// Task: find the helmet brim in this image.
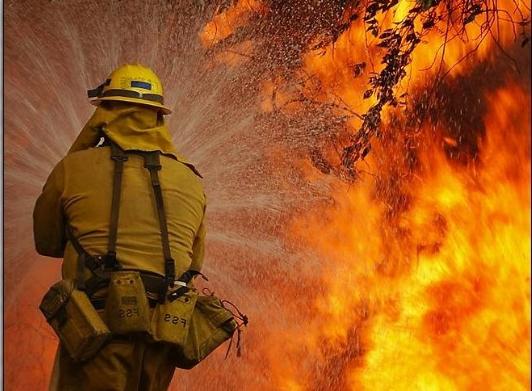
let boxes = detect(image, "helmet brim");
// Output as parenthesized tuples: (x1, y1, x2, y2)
(90, 96, 172, 115)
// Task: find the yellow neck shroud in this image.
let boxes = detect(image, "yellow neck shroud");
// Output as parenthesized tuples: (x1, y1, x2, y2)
(69, 103, 181, 160)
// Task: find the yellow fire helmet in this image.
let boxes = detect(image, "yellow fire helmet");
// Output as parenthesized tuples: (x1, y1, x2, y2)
(88, 64, 172, 114)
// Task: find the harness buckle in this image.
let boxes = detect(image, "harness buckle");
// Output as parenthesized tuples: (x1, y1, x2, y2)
(143, 152, 161, 170)
(105, 251, 121, 270)
(164, 259, 175, 285)
(85, 255, 105, 272)
(111, 154, 128, 162)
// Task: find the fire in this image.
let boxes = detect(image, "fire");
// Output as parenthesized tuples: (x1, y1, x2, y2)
(397, 1, 525, 79)
(200, 0, 266, 47)
(199, 0, 264, 66)
(299, 0, 528, 128)
(285, 84, 530, 390)
(358, 88, 530, 390)
(240, 2, 531, 389)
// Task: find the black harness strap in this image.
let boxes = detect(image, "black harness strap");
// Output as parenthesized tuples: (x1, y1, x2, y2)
(106, 143, 128, 270)
(66, 225, 89, 291)
(65, 143, 127, 293)
(66, 223, 90, 260)
(143, 152, 175, 294)
(66, 225, 106, 293)
(67, 142, 195, 301)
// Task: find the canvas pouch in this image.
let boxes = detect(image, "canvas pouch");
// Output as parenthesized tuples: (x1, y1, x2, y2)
(172, 294, 239, 369)
(103, 271, 151, 334)
(151, 288, 198, 347)
(39, 279, 111, 362)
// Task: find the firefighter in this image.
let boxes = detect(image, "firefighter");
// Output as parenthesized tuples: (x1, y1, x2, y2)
(33, 64, 206, 391)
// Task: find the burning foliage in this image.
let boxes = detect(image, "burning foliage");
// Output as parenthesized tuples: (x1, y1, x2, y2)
(200, 0, 531, 389)
(283, 84, 531, 390)
(203, 0, 530, 178)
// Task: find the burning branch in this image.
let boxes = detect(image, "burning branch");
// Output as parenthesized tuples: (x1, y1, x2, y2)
(202, 0, 529, 181)
(339, 0, 530, 177)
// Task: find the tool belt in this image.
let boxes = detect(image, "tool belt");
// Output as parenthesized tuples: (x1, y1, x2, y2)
(89, 271, 167, 310)
(40, 141, 248, 365)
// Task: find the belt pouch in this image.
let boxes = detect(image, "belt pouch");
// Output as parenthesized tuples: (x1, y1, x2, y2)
(151, 289, 197, 346)
(39, 279, 111, 362)
(172, 294, 238, 369)
(104, 271, 151, 335)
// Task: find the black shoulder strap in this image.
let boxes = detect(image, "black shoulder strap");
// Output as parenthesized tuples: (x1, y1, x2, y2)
(66, 224, 89, 259)
(66, 145, 180, 298)
(143, 152, 175, 293)
(66, 225, 109, 293)
(106, 143, 128, 269)
(66, 142, 127, 291)
(66, 224, 90, 290)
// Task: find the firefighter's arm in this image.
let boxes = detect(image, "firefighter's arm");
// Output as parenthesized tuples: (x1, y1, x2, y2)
(190, 205, 206, 272)
(33, 160, 66, 257)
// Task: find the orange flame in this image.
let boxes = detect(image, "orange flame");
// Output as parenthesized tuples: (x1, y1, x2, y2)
(285, 84, 530, 390)
(247, 3, 531, 388)
(200, 0, 266, 47)
(200, 0, 531, 387)
(297, 1, 528, 129)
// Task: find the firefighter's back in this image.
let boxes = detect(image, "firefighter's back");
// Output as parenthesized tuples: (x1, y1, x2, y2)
(60, 145, 206, 280)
